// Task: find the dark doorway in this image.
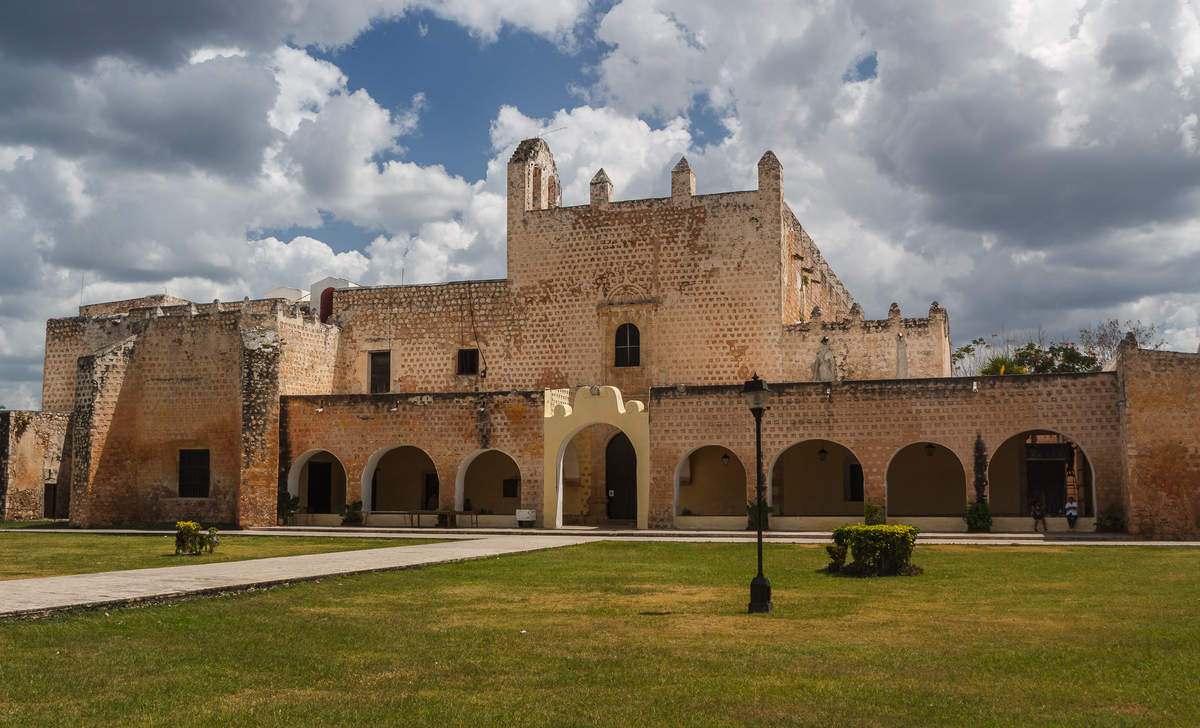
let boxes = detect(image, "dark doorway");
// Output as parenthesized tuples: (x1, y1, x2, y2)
(1027, 460, 1067, 517)
(423, 472, 440, 509)
(308, 461, 332, 514)
(43, 482, 55, 520)
(606, 432, 637, 521)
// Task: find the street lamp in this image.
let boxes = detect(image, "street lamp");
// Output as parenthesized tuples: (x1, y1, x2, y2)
(741, 373, 772, 614)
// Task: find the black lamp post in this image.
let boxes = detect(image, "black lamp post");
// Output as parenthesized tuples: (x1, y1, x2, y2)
(742, 373, 772, 614)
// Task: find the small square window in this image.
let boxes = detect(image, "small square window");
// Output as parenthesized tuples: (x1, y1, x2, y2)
(502, 478, 520, 499)
(179, 449, 210, 498)
(457, 349, 480, 375)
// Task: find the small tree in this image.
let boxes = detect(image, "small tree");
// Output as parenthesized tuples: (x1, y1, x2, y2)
(972, 433, 988, 504)
(1012, 342, 1101, 373)
(1079, 319, 1165, 364)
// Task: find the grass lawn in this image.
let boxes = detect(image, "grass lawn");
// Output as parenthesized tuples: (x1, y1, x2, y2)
(1, 542, 1197, 727)
(0, 532, 446, 580)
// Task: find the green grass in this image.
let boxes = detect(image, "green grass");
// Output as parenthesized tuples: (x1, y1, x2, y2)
(1, 543, 1197, 727)
(0, 533, 446, 580)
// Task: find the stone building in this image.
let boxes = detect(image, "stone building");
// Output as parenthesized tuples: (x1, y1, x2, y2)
(2, 140, 1197, 538)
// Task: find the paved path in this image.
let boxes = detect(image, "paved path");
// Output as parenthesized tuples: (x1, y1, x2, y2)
(0, 534, 597, 620)
(2, 528, 1194, 620)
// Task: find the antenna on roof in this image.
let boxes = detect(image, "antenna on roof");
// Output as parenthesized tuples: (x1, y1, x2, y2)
(538, 127, 567, 138)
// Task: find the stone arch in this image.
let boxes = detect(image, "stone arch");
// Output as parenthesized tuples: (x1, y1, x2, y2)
(319, 287, 335, 323)
(885, 441, 967, 523)
(988, 429, 1096, 529)
(768, 439, 864, 528)
(673, 445, 747, 530)
(286, 449, 347, 526)
(457, 448, 522, 526)
(360, 445, 438, 519)
(543, 386, 650, 529)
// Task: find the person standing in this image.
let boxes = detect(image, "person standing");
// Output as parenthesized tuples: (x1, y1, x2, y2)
(1064, 496, 1079, 530)
(1031, 500, 1047, 532)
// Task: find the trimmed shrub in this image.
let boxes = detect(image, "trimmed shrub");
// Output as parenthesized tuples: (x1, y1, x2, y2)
(829, 524, 919, 576)
(175, 521, 219, 555)
(825, 544, 848, 572)
(964, 502, 993, 531)
(864, 504, 886, 525)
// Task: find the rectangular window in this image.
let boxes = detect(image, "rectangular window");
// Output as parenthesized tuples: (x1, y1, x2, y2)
(369, 351, 390, 394)
(457, 348, 480, 375)
(503, 478, 520, 499)
(179, 449, 210, 498)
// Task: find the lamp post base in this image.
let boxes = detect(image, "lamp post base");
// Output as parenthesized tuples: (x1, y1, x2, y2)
(748, 575, 773, 613)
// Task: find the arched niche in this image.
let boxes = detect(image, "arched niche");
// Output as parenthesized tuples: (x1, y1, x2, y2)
(361, 445, 438, 526)
(286, 449, 347, 526)
(988, 430, 1095, 530)
(458, 448, 522, 526)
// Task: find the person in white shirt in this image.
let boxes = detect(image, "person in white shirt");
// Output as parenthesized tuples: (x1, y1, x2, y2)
(1064, 497, 1079, 530)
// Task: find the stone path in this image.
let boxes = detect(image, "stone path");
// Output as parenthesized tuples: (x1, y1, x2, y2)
(2, 527, 1193, 620)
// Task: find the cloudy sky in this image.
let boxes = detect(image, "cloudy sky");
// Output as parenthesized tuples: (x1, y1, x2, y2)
(2, 0, 1198, 408)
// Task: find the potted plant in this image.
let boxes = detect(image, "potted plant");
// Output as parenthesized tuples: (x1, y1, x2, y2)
(338, 500, 364, 526)
(277, 491, 300, 526)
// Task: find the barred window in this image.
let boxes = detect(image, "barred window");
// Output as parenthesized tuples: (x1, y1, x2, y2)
(458, 348, 480, 375)
(179, 449, 210, 498)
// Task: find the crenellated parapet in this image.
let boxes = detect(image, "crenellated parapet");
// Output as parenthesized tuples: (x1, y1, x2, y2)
(782, 301, 952, 381)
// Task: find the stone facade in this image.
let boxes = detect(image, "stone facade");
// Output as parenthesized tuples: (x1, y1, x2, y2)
(4, 139, 1198, 538)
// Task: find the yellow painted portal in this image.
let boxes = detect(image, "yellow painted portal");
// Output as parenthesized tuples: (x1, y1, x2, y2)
(543, 386, 650, 529)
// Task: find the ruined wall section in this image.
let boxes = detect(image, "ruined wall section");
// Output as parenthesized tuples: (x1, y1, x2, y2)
(648, 373, 1122, 530)
(1116, 345, 1200, 539)
(331, 281, 521, 394)
(239, 326, 283, 527)
(277, 313, 340, 396)
(0, 411, 71, 520)
(78, 294, 189, 317)
(782, 207, 853, 325)
(781, 302, 952, 382)
(70, 335, 138, 527)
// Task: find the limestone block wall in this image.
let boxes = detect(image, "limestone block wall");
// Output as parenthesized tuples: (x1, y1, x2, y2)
(0, 410, 71, 520)
(1116, 346, 1200, 539)
(278, 390, 545, 520)
(648, 373, 1122, 530)
(67, 309, 295, 526)
(277, 316, 340, 396)
(330, 281, 522, 394)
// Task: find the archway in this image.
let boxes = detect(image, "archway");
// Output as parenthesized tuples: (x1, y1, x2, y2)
(988, 430, 1095, 531)
(769, 439, 864, 529)
(543, 386, 650, 529)
(556, 424, 634, 526)
(674, 445, 747, 530)
(361, 446, 438, 526)
(886, 442, 967, 526)
(459, 449, 522, 527)
(287, 449, 347, 526)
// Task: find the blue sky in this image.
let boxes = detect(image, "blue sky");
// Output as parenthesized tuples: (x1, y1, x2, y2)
(0, 0, 1198, 407)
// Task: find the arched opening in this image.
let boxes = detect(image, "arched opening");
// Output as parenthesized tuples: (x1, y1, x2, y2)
(615, 323, 640, 367)
(361, 445, 438, 526)
(674, 446, 747, 530)
(556, 423, 636, 526)
(532, 166, 543, 209)
(886, 442, 967, 522)
(770, 440, 863, 525)
(287, 449, 348, 526)
(459, 449, 522, 526)
(988, 430, 1095, 530)
(319, 287, 335, 323)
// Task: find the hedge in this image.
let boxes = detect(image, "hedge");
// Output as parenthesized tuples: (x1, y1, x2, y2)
(828, 524, 919, 576)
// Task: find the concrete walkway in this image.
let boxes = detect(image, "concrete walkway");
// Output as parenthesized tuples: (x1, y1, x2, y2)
(0, 533, 597, 621)
(2, 527, 1193, 621)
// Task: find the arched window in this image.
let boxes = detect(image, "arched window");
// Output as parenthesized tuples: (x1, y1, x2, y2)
(615, 323, 640, 367)
(532, 166, 543, 210)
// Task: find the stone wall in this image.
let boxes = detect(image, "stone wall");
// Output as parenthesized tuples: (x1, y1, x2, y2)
(0, 410, 71, 520)
(1117, 344, 1200, 539)
(648, 373, 1123, 529)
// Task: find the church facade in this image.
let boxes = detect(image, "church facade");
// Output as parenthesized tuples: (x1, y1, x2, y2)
(2, 140, 1197, 538)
